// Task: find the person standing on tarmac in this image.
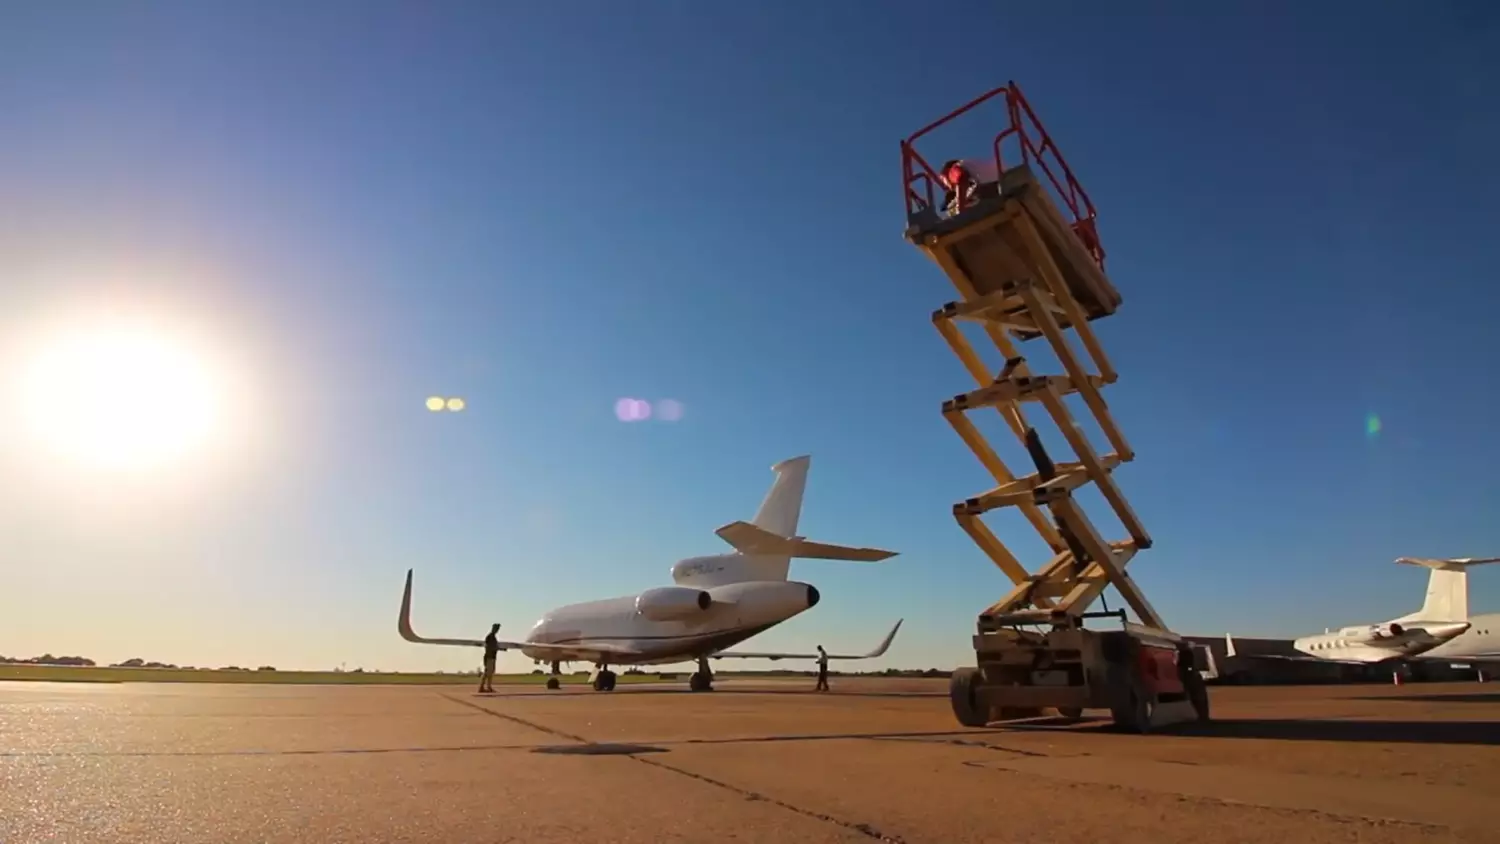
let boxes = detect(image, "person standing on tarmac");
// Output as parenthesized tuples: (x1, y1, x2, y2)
(814, 645, 830, 692)
(479, 623, 501, 694)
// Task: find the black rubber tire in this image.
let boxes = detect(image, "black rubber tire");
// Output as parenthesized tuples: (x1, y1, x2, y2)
(949, 667, 989, 727)
(1110, 671, 1154, 734)
(1185, 670, 1210, 721)
(545, 677, 561, 690)
(688, 672, 712, 692)
(1055, 707, 1084, 720)
(601, 671, 617, 692)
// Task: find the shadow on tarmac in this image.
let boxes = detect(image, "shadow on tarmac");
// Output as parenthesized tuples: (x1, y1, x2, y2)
(1350, 692, 1500, 705)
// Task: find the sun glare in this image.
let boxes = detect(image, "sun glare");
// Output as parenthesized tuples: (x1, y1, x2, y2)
(14, 319, 227, 472)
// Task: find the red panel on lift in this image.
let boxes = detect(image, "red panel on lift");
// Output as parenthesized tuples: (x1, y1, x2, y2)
(1137, 644, 1185, 697)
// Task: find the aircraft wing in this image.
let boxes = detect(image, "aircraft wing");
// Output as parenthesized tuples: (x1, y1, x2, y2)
(397, 569, 640, 662)
(714, 521, 897, 562)
(1231, 652, 1375, 666)
(710, 619, 903, 661)
(1224, 633, 1375, 666)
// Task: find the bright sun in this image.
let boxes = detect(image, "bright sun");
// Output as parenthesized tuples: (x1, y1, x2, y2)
(15, 319, 226, 472)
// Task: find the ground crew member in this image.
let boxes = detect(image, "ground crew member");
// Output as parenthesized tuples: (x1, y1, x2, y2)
(938, 157, 1002, 217)
(814, 645, 829, 692)
(479, 623, 500, 693)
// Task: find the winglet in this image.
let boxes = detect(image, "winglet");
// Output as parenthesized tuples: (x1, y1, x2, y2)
(1225, 632, 1238, 658)
(863, 619, 904, 658)
(715, 520, 898, 562)
(397, 569, 485, 648)
(398, 569, 417, 641)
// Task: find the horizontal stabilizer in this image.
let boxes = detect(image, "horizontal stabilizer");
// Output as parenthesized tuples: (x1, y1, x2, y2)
(1396, 556, 1500, 570)
(714, 520, 897, 562)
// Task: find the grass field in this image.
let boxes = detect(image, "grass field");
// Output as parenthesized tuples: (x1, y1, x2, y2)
(0, 664, 681, 685)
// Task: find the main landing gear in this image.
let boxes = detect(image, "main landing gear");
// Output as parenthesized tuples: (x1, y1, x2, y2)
(591, 664, 617, 692)
(689, 657, 714, 692)
(546, 660, 561, 690)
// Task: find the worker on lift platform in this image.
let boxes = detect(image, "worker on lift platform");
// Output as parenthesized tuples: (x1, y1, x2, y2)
(938, 157, 1002, 217)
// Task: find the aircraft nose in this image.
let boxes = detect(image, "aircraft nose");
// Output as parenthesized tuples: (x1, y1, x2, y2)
(806, 584, 820, 608)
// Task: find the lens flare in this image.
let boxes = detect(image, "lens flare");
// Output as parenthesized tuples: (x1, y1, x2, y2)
(614, 397, 651, 422)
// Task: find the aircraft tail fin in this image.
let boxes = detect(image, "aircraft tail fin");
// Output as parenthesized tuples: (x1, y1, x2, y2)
(726, 455, 811, 582)
(751, 455, 810, 540)
(1395, 557, 1500, 622)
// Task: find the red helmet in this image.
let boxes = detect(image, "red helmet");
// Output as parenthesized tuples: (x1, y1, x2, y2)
(941, 159, 970, 187)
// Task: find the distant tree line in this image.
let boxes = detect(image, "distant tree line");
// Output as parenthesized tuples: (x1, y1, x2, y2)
(0, 654, 281, 672)
(1, 654, 96, 666)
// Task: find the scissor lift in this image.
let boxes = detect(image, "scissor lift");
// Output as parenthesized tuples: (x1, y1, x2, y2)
(901, 82, 1210, 733)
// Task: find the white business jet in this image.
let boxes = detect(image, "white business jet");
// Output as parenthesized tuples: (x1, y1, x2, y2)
(1225, 557, 1498, 665)
(398, 455, 903, 692)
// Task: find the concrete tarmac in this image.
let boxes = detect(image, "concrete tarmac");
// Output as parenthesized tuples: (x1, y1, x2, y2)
(2, 678, 1496, 843)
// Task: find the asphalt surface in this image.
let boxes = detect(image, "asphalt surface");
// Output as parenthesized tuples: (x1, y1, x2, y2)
(2, 678, 1496, 843)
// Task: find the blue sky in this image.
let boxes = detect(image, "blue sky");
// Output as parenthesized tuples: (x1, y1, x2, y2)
(1, 2, 1497, 672)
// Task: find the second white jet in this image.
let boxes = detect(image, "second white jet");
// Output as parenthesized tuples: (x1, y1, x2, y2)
(1226, 556, 1498, 666)
(398, 455, 903, 692)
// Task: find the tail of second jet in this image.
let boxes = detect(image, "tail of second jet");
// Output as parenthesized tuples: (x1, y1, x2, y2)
(1394, 556, 1500, 623)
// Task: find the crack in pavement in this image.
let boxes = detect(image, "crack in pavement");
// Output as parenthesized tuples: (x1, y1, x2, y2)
(441, 693, 590, 743)
(440, 693, 908, 842)
(872, 735, 1061, 759)
(632, 753, 907, 843)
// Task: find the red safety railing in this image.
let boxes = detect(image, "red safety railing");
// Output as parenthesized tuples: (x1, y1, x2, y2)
(901, 81, 1104, 267)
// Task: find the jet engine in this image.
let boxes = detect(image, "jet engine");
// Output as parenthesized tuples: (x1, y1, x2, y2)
(1340, 622, 1405, 642)
(635, 586, 713, 621)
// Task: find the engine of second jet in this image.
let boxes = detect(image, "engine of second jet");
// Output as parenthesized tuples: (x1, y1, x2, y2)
(635, 586, 713, 621)
(1341, 622, 1405, 642)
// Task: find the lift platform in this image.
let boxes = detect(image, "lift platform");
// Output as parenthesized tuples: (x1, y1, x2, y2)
(901, 82, 1209, 733)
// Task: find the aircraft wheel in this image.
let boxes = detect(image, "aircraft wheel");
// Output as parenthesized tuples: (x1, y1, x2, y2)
(602, 670, 617, 692)
(545, 677, 560, 690)
(688, 672, 712, 692)
(1055, 707, 1083, 721)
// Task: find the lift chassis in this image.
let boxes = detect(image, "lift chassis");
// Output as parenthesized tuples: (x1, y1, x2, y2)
(901, 82, 1210, 733)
